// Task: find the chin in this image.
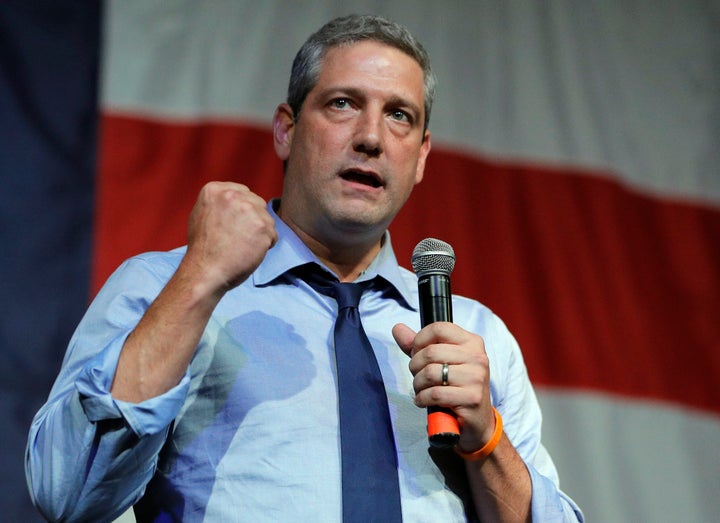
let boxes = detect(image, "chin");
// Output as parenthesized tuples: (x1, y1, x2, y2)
(333, 211, 393, 237)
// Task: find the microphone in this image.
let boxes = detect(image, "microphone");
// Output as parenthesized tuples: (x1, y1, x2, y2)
(411, 238, 460, 449)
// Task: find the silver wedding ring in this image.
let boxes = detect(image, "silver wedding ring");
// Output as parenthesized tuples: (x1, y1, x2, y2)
(441, 363, 449, 386)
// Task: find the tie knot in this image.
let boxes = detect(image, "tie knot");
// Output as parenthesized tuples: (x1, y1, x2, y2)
(295, 265, 368, 309)
(331, 282, 364, 309)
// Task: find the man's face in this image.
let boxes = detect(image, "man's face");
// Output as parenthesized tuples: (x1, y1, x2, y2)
(275, 40, 431, 247)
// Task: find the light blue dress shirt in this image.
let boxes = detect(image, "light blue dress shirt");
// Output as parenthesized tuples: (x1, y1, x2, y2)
(26, 201, 583, 522)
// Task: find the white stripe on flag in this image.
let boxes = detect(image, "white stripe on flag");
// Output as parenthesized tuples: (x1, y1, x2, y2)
(538, 389, 720, 522)
(102, 0, 720, 204)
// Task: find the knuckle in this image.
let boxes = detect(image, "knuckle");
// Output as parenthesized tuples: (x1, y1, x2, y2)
(412, 376, 422, 395)
(427, 387, 444, 403)
(471, 349, 489, 366)
(407, 360, 420, 376)
(466, 389, 482, 408)
(421, 344, 440, 363)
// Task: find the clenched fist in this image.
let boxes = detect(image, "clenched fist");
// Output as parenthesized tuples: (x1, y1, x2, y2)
(183, 181, 278, 294)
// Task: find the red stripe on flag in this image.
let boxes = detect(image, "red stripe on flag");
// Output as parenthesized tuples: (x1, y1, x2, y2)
(93, 114, 283, 292)
(393, 149, 720, 414)
(95, 115, 720, 414)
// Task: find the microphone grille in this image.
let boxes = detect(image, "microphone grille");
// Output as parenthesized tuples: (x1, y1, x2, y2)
(411, 238, 456, 276)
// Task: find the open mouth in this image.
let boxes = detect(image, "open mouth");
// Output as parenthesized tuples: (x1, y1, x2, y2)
(340, 170, 383, 188)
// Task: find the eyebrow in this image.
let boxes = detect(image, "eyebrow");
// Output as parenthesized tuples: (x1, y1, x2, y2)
(318, 86, 423, 121)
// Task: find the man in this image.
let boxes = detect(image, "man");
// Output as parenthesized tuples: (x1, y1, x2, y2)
(26, 14, 583, 522)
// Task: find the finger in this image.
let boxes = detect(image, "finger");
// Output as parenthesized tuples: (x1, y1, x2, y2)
(412, 362, 447, 392)
(268, 226, 279, 249)
(413, 321, 468, 348)
(416, 360, 482, 390)
(392, 323, 417, 358)
(412, 382, 479, 410)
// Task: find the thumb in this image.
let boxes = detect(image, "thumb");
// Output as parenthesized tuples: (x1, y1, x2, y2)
(392, 323, 417, 358)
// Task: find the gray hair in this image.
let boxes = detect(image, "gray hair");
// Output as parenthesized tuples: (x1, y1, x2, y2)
(287, 14, 436, 132)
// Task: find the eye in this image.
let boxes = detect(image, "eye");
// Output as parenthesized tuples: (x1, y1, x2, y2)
(330, 98, 350, 110)
(390, 109, 411, 123)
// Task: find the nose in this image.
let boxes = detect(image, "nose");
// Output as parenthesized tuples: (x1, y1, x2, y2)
(352, 109, 383, 157)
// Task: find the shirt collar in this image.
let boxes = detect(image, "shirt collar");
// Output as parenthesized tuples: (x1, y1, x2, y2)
(254, 199, 417, 311)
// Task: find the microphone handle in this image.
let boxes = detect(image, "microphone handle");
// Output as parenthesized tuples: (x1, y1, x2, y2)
(417, 273, 461, 448)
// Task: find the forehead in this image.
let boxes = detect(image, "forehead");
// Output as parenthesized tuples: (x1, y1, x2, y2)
(314, 40, 425, 100)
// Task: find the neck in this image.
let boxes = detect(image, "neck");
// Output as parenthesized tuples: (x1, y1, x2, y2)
(296, 227, 383, 282)
(274, 200, 387, 281)
(276, 215, 381, 283)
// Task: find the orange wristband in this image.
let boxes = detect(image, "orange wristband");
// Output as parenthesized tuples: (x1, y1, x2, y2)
(455, 407, 503, 461)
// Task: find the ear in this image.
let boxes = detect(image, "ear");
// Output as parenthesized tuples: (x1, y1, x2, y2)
(273, 103, 296, 161)
(414, 130, 431, 185)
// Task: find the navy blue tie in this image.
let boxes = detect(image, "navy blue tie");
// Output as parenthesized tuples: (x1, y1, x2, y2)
(302, 268, 403, 522)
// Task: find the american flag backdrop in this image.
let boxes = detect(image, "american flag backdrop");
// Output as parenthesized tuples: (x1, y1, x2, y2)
(2, 2, 718, 521)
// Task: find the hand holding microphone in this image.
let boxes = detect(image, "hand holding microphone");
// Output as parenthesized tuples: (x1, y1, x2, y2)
(392, 238, 496, 451)
(411, 238, 460, 448)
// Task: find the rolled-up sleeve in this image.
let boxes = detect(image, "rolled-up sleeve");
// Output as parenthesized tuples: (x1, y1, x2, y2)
(25, 252, 189, 522)
(483, 310, 584, 522)
(526, 457, 584, 522)
(76, 331, 190, 437)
